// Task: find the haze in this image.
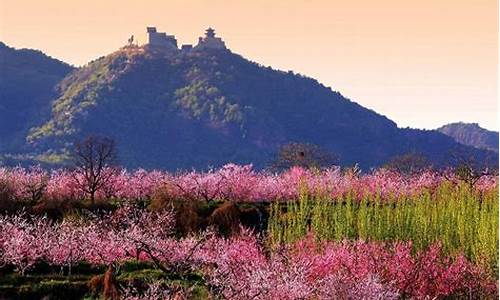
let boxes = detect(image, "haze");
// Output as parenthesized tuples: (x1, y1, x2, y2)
(0, 0, 497, 131)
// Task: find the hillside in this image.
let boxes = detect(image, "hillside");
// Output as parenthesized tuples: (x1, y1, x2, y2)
(25, 45, 495, 170)
(437, 122, 498, 152)
(0, 42, 74, 155)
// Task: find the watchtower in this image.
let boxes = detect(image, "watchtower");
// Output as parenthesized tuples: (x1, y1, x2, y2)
(146, 27, 178, 49)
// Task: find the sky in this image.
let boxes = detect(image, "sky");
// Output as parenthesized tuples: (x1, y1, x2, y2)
(0, 0, 498, 131)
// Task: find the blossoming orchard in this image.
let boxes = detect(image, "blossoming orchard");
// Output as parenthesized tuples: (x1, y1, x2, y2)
(0, 164, 498, 299)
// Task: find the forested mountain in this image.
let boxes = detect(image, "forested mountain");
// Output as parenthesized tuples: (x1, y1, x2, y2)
(437, 122, 498, 152)
(23, 45, 495, 170)
(0, 42, 74, 154)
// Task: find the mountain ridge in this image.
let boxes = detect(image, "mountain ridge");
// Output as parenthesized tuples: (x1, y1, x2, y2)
(0, 39, 496, 170)
(437, 122, 498, 152)
(0, 42, 74, 156)
(24, 44, 495, 170)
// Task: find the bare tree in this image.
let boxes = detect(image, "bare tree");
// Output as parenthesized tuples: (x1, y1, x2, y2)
(270, 142, 339, 171)
(72, 135, 118, 205)
(446, 152, 496, 189)
(23, 168, 49, 205)
(384, 152, 431, 175)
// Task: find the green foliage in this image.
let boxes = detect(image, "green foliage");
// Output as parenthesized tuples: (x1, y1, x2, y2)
(27, 50, 127, 143)
(174, 77, 243, 124)
(35, 150, 71, 164)
(268, 183, 499, 271)
(117, 268, 165, 282)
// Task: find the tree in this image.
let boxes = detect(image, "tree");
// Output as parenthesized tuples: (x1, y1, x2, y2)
(270, 142, 339, 171)
(72, 135, 118, 204)
(446, 152, 496, 189)
(385, 153, 431, 175)
(19, 166, 49, 205)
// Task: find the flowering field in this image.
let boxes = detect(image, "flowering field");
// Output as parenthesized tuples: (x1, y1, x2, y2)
(0, 165, 498, 299)
(0, 164, 496, 203)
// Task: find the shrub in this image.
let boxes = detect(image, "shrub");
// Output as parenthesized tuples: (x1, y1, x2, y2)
(268, 182, 499, 271)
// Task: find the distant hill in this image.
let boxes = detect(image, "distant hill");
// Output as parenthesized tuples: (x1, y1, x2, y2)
(0, 42, 74, 154)
(23, 42, 495, 170)
(437, 122, 498, 152)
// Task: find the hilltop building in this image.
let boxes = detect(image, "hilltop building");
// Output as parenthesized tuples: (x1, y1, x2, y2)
(145, 27, 226, 51)
(195, 27, 226, 50)
(146, 27, 178, 49)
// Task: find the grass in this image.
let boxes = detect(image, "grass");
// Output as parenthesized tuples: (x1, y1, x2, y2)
(0, 260, 210, 300)
(268, 182, 499, 270)
(0, 273, 90, 300)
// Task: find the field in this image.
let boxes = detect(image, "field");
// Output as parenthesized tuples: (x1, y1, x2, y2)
(0, 165, 498, 299)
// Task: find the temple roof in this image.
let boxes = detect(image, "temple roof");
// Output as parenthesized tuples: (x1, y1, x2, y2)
(205, 27, 216, 38)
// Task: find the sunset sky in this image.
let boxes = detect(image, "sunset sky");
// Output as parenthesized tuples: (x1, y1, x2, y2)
(0, 0, 497, 131)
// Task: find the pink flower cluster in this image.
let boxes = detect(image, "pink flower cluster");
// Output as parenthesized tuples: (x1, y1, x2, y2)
(0, 164, 497, 203)
(0, 206, 176, 273)
(0, 210, 496, 299)
(200, 232, 496, 299)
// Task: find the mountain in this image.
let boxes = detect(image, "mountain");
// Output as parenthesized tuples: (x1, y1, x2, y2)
(437, 122, 498, 152)
(23, 42, 496, 171)
(0, 42, 74, 155)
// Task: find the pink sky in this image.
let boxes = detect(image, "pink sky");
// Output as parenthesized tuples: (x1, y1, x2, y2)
(0, 0, 497, 130)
